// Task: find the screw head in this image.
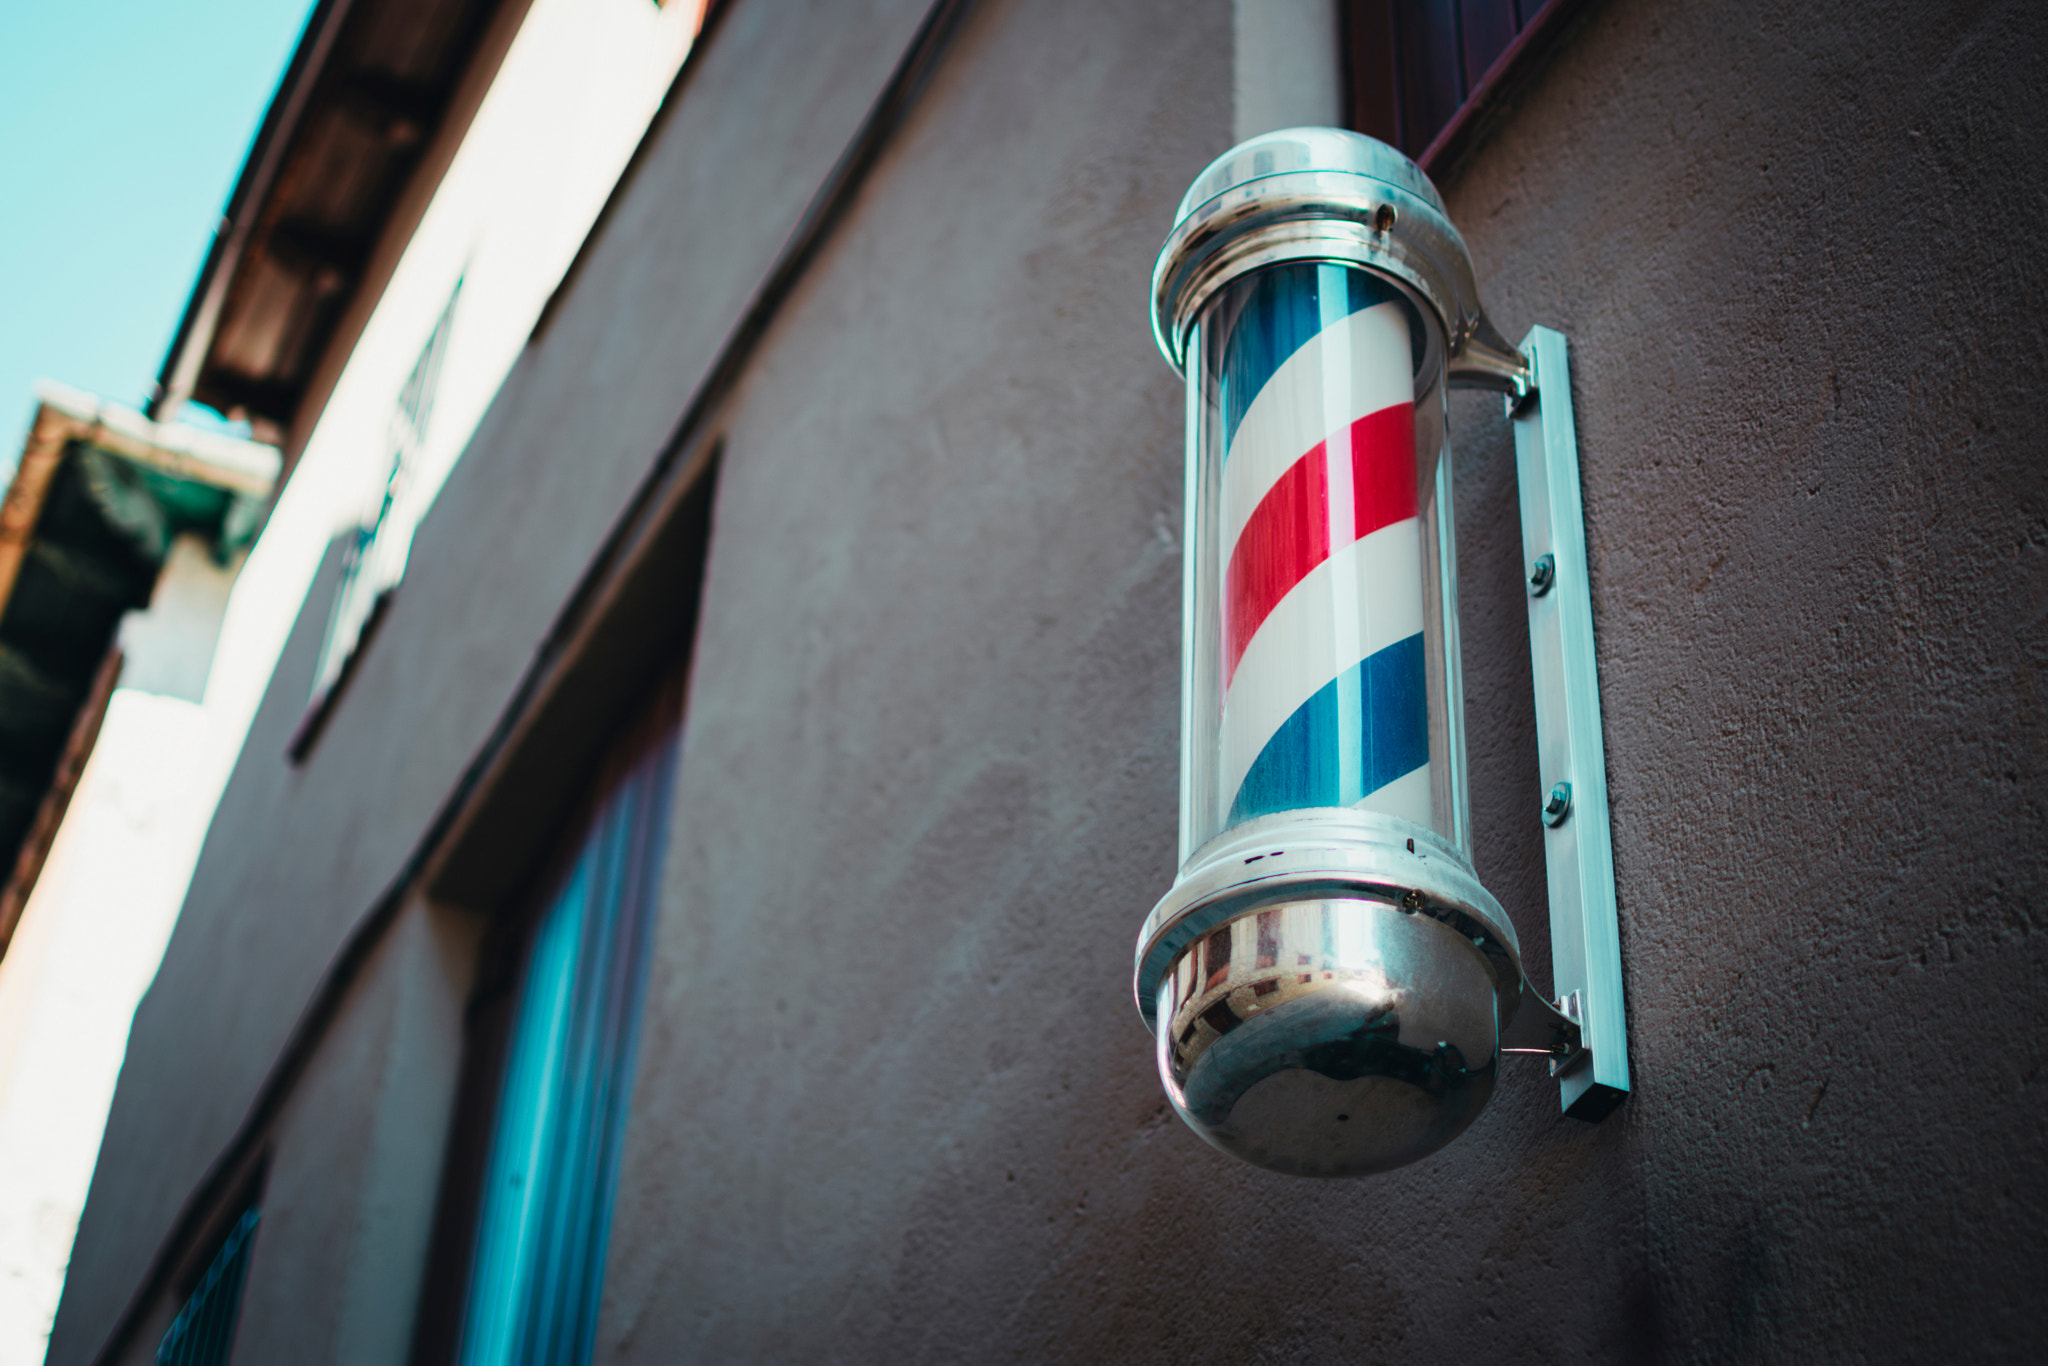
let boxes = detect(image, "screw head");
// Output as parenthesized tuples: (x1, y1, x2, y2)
(1528, 552, 1556, 596)
(1542, 780, 1572, 826)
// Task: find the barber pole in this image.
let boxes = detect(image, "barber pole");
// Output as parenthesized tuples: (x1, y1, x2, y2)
(1175, 253, 1458, 869)
(1136, 128, 1540, 1176)
(1213, 264, 1430, 835)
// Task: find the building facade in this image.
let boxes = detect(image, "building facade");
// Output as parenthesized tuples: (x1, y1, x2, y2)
(5, 0, 705, 1359)
(50, 0, 2048, 1361)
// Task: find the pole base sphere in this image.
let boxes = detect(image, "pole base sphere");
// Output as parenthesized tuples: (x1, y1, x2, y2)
(1154, 898, 1502, 1177)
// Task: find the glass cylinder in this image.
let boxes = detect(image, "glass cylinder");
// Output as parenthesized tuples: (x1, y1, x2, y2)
(1178, 261, 1470, 868)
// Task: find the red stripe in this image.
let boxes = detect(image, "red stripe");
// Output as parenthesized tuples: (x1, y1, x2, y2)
(1222, 403, 1417, 688)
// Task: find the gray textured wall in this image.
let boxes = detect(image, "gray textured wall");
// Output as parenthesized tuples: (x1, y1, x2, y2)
(56, 0, 2047, 1361)
(227, 896, 477, 1364)
(604, 0, 2048, 1360)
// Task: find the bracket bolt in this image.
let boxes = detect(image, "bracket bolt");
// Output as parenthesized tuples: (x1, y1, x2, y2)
(1528, 552, 1556, 596)
(1542, 781, 1572, 827)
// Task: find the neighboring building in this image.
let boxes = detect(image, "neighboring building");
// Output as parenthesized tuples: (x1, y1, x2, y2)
(49, 0, 2048, 1363)
(0, 384, 278, 1366)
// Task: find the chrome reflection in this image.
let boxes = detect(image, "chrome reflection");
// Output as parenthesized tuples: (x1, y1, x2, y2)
(1155, 897, 1500, 1177)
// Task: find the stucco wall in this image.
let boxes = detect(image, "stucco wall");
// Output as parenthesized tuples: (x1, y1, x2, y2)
(603, 0, 2046, 1360)
(228, 897, 477, 1364)
(56, 0, 2047, 1360)
(1434, 0, 2048, 1355)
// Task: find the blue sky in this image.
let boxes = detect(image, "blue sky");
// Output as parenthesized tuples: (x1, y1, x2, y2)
(0, 0, 314, 461)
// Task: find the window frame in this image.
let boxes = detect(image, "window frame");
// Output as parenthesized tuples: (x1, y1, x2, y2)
(1342, 0, 1597, 174)
(405, 452, 719, 1366)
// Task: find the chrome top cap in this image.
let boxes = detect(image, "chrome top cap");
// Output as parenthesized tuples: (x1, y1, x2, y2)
(1171, 126, 1445, 224)
(1152, 127, 1528, 396)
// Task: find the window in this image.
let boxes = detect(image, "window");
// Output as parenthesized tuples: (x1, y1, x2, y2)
(291, 278, 462, 757)
(1343, 0, 1581, 166)
(449, 678, 682, 1365)
(406, 442, 717, 1366)
(155, 1206, 260, 1366)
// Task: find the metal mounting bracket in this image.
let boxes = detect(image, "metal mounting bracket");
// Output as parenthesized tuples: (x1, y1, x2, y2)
(1506, 325, 1629, 1121)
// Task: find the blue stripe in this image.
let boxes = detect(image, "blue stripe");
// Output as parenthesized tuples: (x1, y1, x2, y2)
(1216, 263, 1413, 452)
(1228, 631, 1430, 825)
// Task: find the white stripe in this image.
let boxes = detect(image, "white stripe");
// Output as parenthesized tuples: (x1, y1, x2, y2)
(1354, 762, 1432, 828)
(1221, 300, 1412, 561)
(1219, 517, 1425, 812)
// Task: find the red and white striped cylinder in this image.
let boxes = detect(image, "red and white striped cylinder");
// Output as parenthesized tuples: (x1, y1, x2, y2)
(1138, 128, 1528, 1177)
(1186, 260, 1458, 857)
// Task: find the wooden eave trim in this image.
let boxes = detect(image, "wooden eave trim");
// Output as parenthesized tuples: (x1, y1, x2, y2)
(0, 646, 123, 964)
(0, 406, 76, 615)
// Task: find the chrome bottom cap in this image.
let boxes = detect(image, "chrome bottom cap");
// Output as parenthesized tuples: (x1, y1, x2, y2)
(1155, 897, 1500, 1177)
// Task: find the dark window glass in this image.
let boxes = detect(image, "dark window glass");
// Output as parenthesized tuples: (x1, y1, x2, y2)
(1459, 0, 1521, 92)
(156, 1207, 260, 1366)
(1343, 0, 1562, 162)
